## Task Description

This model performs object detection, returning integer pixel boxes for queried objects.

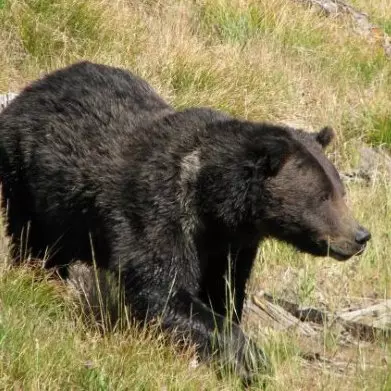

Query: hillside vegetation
[0,0,391,390]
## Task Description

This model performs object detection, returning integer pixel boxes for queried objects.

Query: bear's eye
[319,194,330,202]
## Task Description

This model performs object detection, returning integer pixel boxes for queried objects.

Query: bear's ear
[315,126,335,148]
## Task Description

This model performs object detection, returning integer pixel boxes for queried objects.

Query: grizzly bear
[0,61,370,384]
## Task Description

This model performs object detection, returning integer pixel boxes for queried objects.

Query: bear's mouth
[328,243,367,262]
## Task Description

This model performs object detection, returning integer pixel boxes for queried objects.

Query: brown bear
[0,61,370,385]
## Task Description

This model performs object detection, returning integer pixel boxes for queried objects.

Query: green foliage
[195,0,327,51]
[353,50,388,83]
[297,267,316,306]
[0,0,109,65]
[367,115,391,148]
[163,59,218,95]
[383,20,391,35]
[0,265,231,390]
[195,1,271,44]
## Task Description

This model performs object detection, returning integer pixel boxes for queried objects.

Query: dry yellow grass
[0,0,390,389]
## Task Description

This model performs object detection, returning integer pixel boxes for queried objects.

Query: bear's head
[256,125,370,261]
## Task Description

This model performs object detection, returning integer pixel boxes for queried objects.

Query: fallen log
[246,291,391,342]
[244,293,318,336]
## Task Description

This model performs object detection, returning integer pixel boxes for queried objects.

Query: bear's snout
[355,226,371,246]
[327,222,371,261]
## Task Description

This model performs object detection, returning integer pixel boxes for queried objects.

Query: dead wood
[244,293,318,336]
[245,292,391,343]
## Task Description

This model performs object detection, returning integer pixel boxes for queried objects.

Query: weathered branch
[244,293,318,336]
[246,292,391,342]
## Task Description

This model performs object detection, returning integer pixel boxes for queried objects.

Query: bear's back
[0,62,175,183]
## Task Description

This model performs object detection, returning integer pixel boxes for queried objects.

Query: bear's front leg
[131,287,269,385]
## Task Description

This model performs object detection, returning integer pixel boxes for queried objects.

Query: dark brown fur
[0,62,370,385]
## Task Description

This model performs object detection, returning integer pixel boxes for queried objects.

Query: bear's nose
[355,227,371,245]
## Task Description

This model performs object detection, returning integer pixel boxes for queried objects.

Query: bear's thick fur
[0,61,370,384]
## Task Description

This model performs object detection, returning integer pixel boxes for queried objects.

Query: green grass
[0,0,391,389]
[0,265,239,390]
[350,0,391,35]
[0,0,109,66]
[384,20,391,35]
[195,1,271,44]
[367,115,391,148]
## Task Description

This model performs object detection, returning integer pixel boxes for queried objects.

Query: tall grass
[0,0,390,389]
